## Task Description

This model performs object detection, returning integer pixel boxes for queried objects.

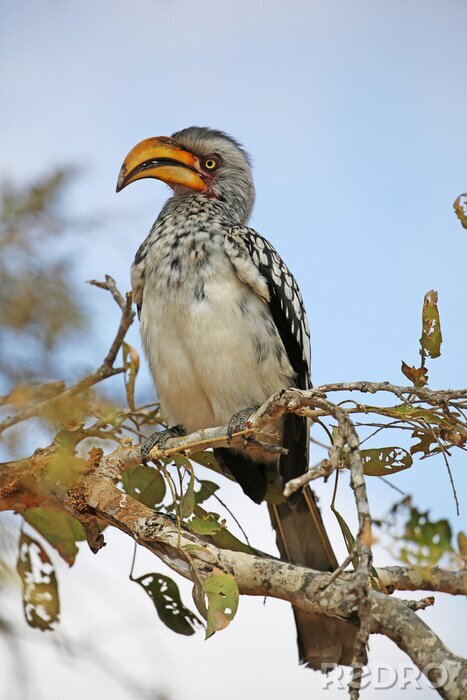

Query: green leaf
[194,480,220,505]
[330,501,381,583]
[190,451,219,470]
[420,290,442,359]
[193,505,253,554]
[122,465,166,509]
[403,506,453,565]
[134,573,202,635]
[385,499,454,566]
[22,509,86,566]
[16,532,60,630]
[370,404,443,424]
[122,342,139,411]
[179,467,195,519]
[359,447,413,477]
[204,573,239,639]
[187,515,222,535]
[171,453,192,469]
[331,506,357,568]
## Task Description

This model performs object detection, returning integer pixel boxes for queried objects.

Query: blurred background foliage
[0,170,87,387]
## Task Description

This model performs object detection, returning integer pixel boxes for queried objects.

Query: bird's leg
[141,425,186,464]
[227,406,259,439]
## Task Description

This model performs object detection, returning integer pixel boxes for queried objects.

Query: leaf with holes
[359,447,413,477]
[410,431,438,457]
[134,573,202,635]
[122,342,139,410]
[22,509,86,566]
[420,290,442,359]
[122,465,166,509]
[193,505,253,554]
[16,532,60,630]
[401,361,428,388]
[204,573,239,638]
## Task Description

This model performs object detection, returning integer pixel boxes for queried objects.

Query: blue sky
[1,1,466,697]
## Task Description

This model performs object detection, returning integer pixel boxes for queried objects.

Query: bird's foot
[227,406,259,439]
[141,425,186,464]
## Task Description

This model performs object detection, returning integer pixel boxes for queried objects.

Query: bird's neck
[161,192,250,226]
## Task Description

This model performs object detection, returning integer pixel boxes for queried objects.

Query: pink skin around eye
[195,154,223,198]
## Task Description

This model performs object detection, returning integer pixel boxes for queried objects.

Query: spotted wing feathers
[225,226,311,388]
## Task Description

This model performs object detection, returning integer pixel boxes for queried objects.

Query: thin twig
[283,459,333,497]
[421,419,460,516]
[320,549,356,590]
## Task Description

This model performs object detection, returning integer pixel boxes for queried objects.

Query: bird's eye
[202,155,221,171]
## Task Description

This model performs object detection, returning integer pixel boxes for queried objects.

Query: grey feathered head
[116,126,255,223]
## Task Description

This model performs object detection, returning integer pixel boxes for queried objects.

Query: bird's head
[116,126,255,222]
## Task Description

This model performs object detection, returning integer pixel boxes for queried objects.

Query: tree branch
[0,440,465,699]
[318,381,467,403]
[375,566,467,596]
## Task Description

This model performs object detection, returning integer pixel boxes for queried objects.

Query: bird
[116,126,356,669]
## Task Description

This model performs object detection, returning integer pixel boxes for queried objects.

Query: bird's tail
[268,487,357,670]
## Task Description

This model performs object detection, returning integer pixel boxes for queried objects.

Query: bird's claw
[141,425,185,464]
[227,406,258,440]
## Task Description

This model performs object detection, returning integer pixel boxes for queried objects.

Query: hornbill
[116,127,356,668]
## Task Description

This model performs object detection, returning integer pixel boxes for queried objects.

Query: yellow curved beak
[116,136,206,193]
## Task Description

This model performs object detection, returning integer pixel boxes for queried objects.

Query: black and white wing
[225,225,311,390]
[225,225,311,485]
